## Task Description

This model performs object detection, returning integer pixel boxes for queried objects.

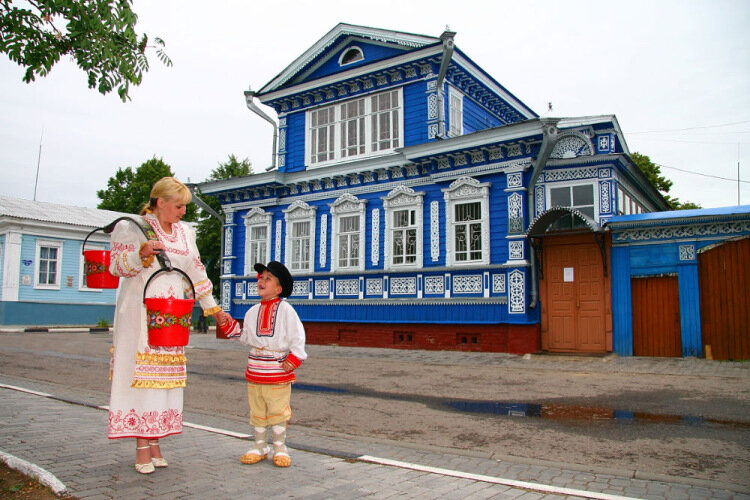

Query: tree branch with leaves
[0,0,171,101]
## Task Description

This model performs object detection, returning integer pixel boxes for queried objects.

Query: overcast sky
[1,0,749,209]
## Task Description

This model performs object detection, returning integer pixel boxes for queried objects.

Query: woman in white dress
[107,177,231,474]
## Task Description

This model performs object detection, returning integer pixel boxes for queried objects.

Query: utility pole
[33,129,43,201]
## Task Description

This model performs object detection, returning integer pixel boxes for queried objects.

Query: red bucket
[143,268,195,347]
[83,250,119,289]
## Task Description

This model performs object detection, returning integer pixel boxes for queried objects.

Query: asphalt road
[1,330,748,490]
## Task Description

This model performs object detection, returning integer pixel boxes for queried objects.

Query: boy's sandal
[272,451,291,467]
[240,445,269,465]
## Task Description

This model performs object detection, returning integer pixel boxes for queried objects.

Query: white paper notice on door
[563,267,574,282]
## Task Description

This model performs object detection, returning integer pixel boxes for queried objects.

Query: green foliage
[96,156,197,220]
[0,0,171,101]
[195,155,253,294]
[631,152,701,210]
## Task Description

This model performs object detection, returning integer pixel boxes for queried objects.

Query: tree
[631,152,701,210]
[0,0,171,101]
[195,155,253,294]
[97,156,197,220]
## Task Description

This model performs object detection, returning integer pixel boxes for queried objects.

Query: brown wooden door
[631,276,682,357]
[698,237,750,360]
[543,235,608,353]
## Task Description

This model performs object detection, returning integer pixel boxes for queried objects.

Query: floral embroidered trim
[131,379,186,389]
[108,408,183,439]
[135,352,186,365]
[203,305,221,316]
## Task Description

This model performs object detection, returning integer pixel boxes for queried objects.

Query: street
[1,330,749,494]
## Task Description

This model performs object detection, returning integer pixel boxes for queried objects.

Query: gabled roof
[257,23,441,95]
[0,195,132,229]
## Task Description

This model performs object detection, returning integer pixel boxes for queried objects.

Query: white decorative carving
[315,279,329,296]
[292,281,309,296]
[544,167,598,182]
[336,279,359,296]
[453,275,482,293]
[366,278,383,295]
[550,134,593,159]
[320,214,328,268]
[509,241,524,260]
[390,277,416,295]
[275,220,282,261]
[221,281,231,310]
[430,201,440,262]
[508,269,525,313]
[492,273,506,293]
[679,244,696,261]
[424,276,444,294]
[614,221,750,242]
[371,208,380,265]
[600,181,611,214]
[507,172,522,188]
[508,192,524,233]
[443,177,490,267]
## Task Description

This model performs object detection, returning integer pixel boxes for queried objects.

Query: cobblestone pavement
[1,329,748,499]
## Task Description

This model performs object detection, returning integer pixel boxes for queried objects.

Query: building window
[339,46,364,66]
[310,107,335,164]
[443,177,490,267]
[454,202,482,262]
[284,201,316,274]
[383,186,424,270]
[549,183,596,230]
[448,87,463,137]
[307,88,402,166]
[331,194,367,272]
[35,240,62,289]
[244,208,272,275]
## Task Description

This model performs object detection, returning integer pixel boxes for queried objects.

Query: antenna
[33,128,43,201]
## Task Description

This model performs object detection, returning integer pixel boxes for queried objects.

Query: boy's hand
[281,360,296,372]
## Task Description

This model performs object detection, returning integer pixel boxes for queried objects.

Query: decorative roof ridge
[258,23,440,95]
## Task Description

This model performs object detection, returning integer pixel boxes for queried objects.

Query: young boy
[238,261,306,467]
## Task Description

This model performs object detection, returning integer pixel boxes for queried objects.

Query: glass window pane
[550,187,570,206]
[573,185,594,205]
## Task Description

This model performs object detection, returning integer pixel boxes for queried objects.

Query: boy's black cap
[254,261,293,298]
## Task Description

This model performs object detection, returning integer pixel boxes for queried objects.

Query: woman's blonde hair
[140,177,192,215]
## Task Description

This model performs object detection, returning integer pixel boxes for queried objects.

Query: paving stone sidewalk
[1,381,747,500]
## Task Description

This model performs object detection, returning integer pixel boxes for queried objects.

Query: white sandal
[148,441,168,468]
[135,446,155,474]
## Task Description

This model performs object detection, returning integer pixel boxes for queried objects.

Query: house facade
[0,196,127,326]
[198,23,668,354]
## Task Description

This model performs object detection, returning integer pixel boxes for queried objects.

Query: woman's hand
[139,240,164,260]
[281,360,296,372]
[212,310,231,327]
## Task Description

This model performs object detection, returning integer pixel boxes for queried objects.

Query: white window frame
[383,186,424,271]
[448,86,464,137]
[443,177,490,267]
[547,181,599,221]
[34,239,62,290]
[305,88,403,168]
[283,201,317,274]
[330,194,367,272]
[243,208,273,275]
[79,242,104,291]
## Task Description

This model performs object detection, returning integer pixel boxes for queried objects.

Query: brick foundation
[302,322,540,354]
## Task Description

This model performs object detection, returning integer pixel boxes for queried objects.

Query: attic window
[339,46,364,66]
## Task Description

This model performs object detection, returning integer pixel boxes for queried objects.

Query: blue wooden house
[607,206,750,360]
[0,195,127,326]
[198,23,668,353]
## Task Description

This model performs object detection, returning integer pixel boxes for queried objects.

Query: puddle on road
[295,383,750,429]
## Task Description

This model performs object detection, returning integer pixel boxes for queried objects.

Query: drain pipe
[435,28,456,139]
[244,88,278,170]
[527,120,559,308]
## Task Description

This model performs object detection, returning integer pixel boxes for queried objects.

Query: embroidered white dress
[107,214,219,439]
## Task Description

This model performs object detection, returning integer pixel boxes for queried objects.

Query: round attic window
[339,46,364,66]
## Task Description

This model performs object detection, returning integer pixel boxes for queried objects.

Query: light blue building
[198,23,668,353]
[0,196,126,326]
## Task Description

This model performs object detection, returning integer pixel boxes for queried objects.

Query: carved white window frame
[443,177,490,267]
[243,207,272,275]
[34,239,62,289]
[330,193,367,272]
[383,185,424,271]
[283,200,317,274]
